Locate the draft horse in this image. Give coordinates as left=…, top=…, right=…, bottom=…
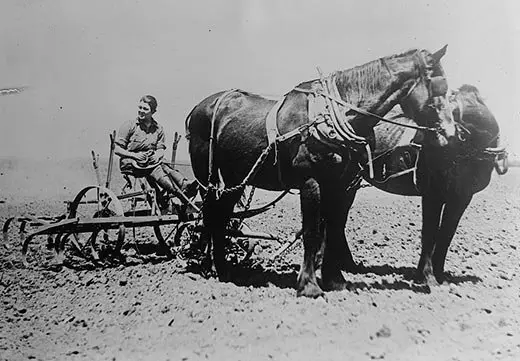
left=362, top=84, right=504, bottom=285
left=186, top=46, right=455, bottom=297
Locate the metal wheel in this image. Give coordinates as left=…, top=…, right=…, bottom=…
left=62, top=186, right=125, bottom=262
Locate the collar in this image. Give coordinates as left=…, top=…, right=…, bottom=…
left=136, top=117, right=158, bottom=129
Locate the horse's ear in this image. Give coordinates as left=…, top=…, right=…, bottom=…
left=431, top=44, right=448, bottom=64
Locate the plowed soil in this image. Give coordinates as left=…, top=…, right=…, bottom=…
left=1, top=158, right=519, bottom=361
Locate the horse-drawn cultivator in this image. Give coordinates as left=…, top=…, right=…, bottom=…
left=3, top=47, right=518, bottom=298
left=3, top=132, right=286, bottom=268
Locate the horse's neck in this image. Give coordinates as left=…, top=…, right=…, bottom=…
left=333, top=67, right=403, bottom=135
left=334, top=63, right=393, bottom=109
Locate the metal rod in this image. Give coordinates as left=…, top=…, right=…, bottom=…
left=193, top=225, right=278, bottom=240
left=91, top=150, right=102, bottom=186
left=21, top=215, right=184, bottom=237
left=105, top=130, right=116, bottom=189
left=171, top=131, right=181, bottom=168
left=270, top=229, right=303, bottom=260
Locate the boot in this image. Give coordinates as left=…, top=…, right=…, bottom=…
left=181, top=179, right=199, bottom=199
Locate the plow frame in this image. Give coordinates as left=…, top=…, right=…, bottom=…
left=3, top=131, right=287, bottom=267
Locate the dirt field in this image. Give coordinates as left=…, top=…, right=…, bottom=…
left=1, top=157, right=519, bottom=361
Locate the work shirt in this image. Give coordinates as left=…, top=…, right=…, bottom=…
left=116, top=118, right=166, bottom=174
left=116, top=118, right=166, bottom=152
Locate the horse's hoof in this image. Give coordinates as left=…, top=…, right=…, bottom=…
left=414, top=270, right=425, bottom=284
left=321, top=269, right=350, bottom=292
left=322, top=278, right=349, bottom=292
left=433, top=269, right=448, bottom=284
left=343, top=260, right=365, bottom=274
left=425, top=274, right=440, bottom=287
left=414, top=269, right=439, bottom=286
left=216, top=265, right=232, bottom=282
left=297, top=281, right=324, bottom=298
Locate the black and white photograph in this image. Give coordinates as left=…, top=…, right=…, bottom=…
left=1, top=1, right=519, bottom=360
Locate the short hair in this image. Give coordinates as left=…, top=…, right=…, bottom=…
left=139, top=95, right=158, bottom=113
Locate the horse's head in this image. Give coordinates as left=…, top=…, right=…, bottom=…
left=385, top=45, right=456, bottom=147
left=451, top=84, right=501, bottom=151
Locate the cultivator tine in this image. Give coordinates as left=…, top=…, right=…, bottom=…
left=88, top=231, right=100, bottom=261
left=67, top=233, right=85, bottom=258
left=46, top=235, right=54, bottom=250
left=4, top=215, right=58, bottom=248
left=2, top=217, right=15, bottom=248
left=54, top=233, right=64, bottom=255
left=19, top=220, right=28, bottom=246
left=50, top=233, right=65, bottom=266
left=21, top=232, right=40, bottom=267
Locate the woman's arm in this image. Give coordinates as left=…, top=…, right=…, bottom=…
left=115, top=145, right=150, bottom=163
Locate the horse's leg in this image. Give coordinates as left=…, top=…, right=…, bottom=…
left=432, top=195, right=472, bottom=283
left=297, top=178, right=324, bottom=298
left=339, top=188, right=363, bottom=273
left=416, top=195, right=444, bottom=285
left=321, top=187, right=358, bottom=291
left=206, top=190, right=242, bottom=281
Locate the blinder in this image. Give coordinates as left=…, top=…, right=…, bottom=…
left=430, top=76, right=448, bottom=97
left=409, top=51, right=454, bottom=139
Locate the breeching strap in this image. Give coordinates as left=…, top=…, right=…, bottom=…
left=206, top=89, right=324, bottom=198
left=207, top=89, right=238, bottom=185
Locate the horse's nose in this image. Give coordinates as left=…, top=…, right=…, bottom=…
left=434, top=131, right=449, bottom=147
left=442, top=121, right=457, bottom=140
left=434, top=101, right=457, bottom=146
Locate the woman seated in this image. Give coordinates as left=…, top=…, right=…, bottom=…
left=114, top=95, right=198, bottom=209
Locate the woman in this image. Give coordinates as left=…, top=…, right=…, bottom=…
left=114, top=95, right=198, bottom=208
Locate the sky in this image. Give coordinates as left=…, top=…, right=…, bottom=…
left=1, top=0, right=519, bottom=161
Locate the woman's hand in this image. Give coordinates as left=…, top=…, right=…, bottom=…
left=149, top=151, right=164, bottom=165
left=133, top=151, right=152, bottom=164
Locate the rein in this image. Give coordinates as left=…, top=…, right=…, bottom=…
left=204, top=53, right=445, bottom=197
left=292, top=86, right=439, bottom=134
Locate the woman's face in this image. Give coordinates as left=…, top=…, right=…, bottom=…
left=137, top=101, right=153, bottom=121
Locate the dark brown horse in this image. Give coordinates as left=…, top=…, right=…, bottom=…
left=186, top=46, right=455, bottom=298
left=362, top=84, right=503, bottom=285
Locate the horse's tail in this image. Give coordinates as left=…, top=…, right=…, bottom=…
left=184, top=105, right=198, bottom=143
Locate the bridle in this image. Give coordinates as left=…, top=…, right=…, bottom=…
left=400, top=50, right=453, bottom=134
left=294, top=49, right=449, bottom=144
left=203, top=50, right=458, bottom=195
left=287, top=50, right=450, bottom=178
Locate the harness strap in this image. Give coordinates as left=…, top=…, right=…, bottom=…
left=367, top=143, right=422, bottom=193
left=265, top=97, right=286, bottom=163
left=265, top=97, right=288, bottom=186
left=293, top=87, right=437, bottom=133
left=328, top=74, right=366, bottom=143
left=328, top=74, right=375, bottom=178
left=317, top=69, right=359, bottom=145
left=456, top=96, right=465, bottom=122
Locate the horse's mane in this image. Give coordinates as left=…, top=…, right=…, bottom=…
left=386, top=48, right=418, bottom=59
left=334, top=49, right=419, bottom=104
